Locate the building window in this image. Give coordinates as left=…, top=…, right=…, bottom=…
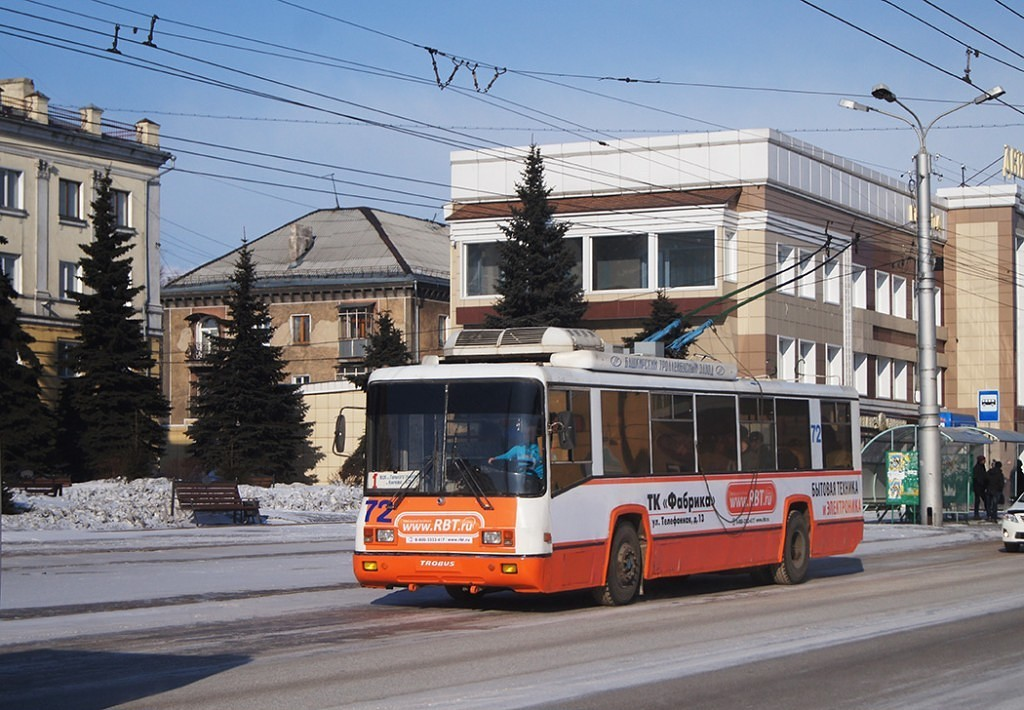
left=1, top=167, right=22, bottom=210
left=594, top=234, right=647, bottom=290
left=59, top=261, right=82, bottom=300
left=56, top=340, right=78, bottom=378
left=797, top=251, right=815, bottom=299
left=823, top=258, right=840, bottom=304
left=339, top=306, right=372, bottom=359
left=935, top=286, right=943, bottom=327
left=437, top=314, right=449, bottom=348
left=826, top=344, right=842, bottom=386
left=336, top=364, right=366, bottom=380
left=291, top=314, right=311, bottom=345
left=892, top=275, right=907, bottom=318
left=190, top=316, right=220, bottom=359
left=893, top=360, right=908, bottom=401
left=777, top=245, right=796, bottom=295
left=565, top=236, right=583, bottom=290
left=657, top=231, right=714, bottom=288
left=0, top=252, right=18, bottom=291
left=58, top=179, right=82, bottom=221
left=876, top=356, right=892, bottom=399
left=798, top=340, right=816, bottom=384
left=112, top=189, right=130, bottom=229
left=854, top=353, right=868, bottom=396
left=777, top=336, right=796, bottom=381
left=851, top=265, right=867, bottom=308
left=465, top=242, right=501, bottom=297
left=875, top=270, right=891, bottom=315
left=291, top=374, right=311, bottom=385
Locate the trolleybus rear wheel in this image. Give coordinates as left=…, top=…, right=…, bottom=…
left=593, top=523, right=642, bottom=606
left=772, top=509, right=810, bottom=585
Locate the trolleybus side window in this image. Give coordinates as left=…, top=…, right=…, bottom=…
left=821, top=400, right=854, bottom=468
left=695, top=394, right=739, bottom=472
left=600, top=390, right=651, bottom=476
left=549, top=388, right=592, bottom=494
left=739, top=396, right=777, bottom=471
left=775, top=398, right=811, bottom=470
left=651, top=393, right=695, bottom=475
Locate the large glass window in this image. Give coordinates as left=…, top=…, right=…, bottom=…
left=600, top=390, right=651, bottom=475
left=1, top=168, right=21, bottom=210
left=658, top=231, right=714, bottom=288
left=651, top=393, right=695, bottom=474
left=775, top=399, right=810, bottom=470
left=58, top=179, right=82, bottom=220
left=465, top=242, right=501, bottom=296
left=339, top=306, right=372, bottom=358
left=593, top=234, right=647, bottom=290
left=821, top=400, right=853, bottom=469
left=739, top=397, right=776, bottom=471
left=366, top=379, right=546, bottom=497
left=695, top=394, right=738, bottom=472
left=548, top=388, right=592, bottom=493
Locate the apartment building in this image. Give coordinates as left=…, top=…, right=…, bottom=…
left=161, top=207, right=450, bottom=480
left=446, top=129, right=950, bottom=440
left=0, top=77, right=171, bottom=400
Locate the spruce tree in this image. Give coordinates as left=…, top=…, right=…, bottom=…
left=623, top=290, right=692, bottom=359
left=0, top=237, right=55, bottom=483
left=340, top=311, right=412, bottom=484
left=485, top=145, right=586, bottom=328
left=188, top=243, right=322, bottom=483
left=56, top=170, right=168, bottom=479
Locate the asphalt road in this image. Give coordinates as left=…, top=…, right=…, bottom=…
left=1, top=525, right=1020, bottom=710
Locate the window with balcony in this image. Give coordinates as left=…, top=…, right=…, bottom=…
left=339, top=306, right=372, bottom=359
left=291, top=314, right=311, bottom=345
left=58, top=179, right=82, bottom=221
left=190, top=317, right=220, bottom=360
left=594, top=234, right=647, bottom=290
left=657, top=231, right=714, bottom=288
left=1, top=167, right=22, bottom=211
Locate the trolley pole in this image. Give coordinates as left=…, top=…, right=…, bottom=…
left=840, top=83, right=1005, bottom=526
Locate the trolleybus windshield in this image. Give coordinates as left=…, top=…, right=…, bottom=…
left=365, top=378, right=546, bottom=497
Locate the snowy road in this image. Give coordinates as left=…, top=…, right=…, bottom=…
left=0, top=522, right=1019, bottom=709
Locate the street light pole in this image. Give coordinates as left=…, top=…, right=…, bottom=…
left=840, top=84, right=1005, bottom=526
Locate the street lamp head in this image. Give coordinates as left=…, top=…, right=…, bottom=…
left=871, top=83, right=898, bottom=103
left=838, top=98, right=871, bottom=112
left=973, top=85, right=1006, bottom=104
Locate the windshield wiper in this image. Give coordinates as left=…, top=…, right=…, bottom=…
left=450, top=457, right=494, bottom=510
left=390, top=464, right=424, bottom=510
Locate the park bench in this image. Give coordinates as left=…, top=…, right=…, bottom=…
left=11, top=475, right=71, bottom=496
left=171, top=481, right=261, bottom=525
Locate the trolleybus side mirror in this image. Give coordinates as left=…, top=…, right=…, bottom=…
left=333, top=412, right=346, bottom=454
left=554, top=411, right=576, bottom=449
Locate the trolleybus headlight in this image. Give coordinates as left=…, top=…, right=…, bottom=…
left=482, top=530, right=502, bottom=545
left=362, top=561, right=379, bottom=572
left=501, top=563, right=518, bottom=575
left=376, top=528, right=395, bottom=543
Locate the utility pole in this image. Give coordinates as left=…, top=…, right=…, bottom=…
left=840, top=83, right=1005, bottom=526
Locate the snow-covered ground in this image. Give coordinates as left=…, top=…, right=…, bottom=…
left=2, top=478, right=362, bottom=531
left=1, top=478, right=1004, bottom=555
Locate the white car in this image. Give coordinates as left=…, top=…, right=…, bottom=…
left=1002, top=493, right=1024, bottom=552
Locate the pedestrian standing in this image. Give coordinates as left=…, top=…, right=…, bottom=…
left=986, top=460, right=1005, bottom=522
left=972, top=454, right=987, bottom=520
left=1014, top=460, right=1024, bottom=502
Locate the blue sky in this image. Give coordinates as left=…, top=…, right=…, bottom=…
left=3, top=0, right=1022, bottom=273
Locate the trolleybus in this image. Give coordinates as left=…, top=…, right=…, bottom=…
left=352, top=327, right=862, bottom=605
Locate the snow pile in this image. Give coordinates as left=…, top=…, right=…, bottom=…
left=2, top=478, right=362, bottom=531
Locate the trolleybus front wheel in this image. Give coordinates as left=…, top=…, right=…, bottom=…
left=593, top=523, right=642, bottom=606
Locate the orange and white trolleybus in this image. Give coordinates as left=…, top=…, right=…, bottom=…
left=353, top=328, right=863, bottom=605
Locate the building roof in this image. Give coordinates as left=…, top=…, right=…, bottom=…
left=164, top=207, right=450, bottom=294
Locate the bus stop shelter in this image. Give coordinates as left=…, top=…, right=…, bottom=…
left=861, top=425, right=1024, bottom=521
